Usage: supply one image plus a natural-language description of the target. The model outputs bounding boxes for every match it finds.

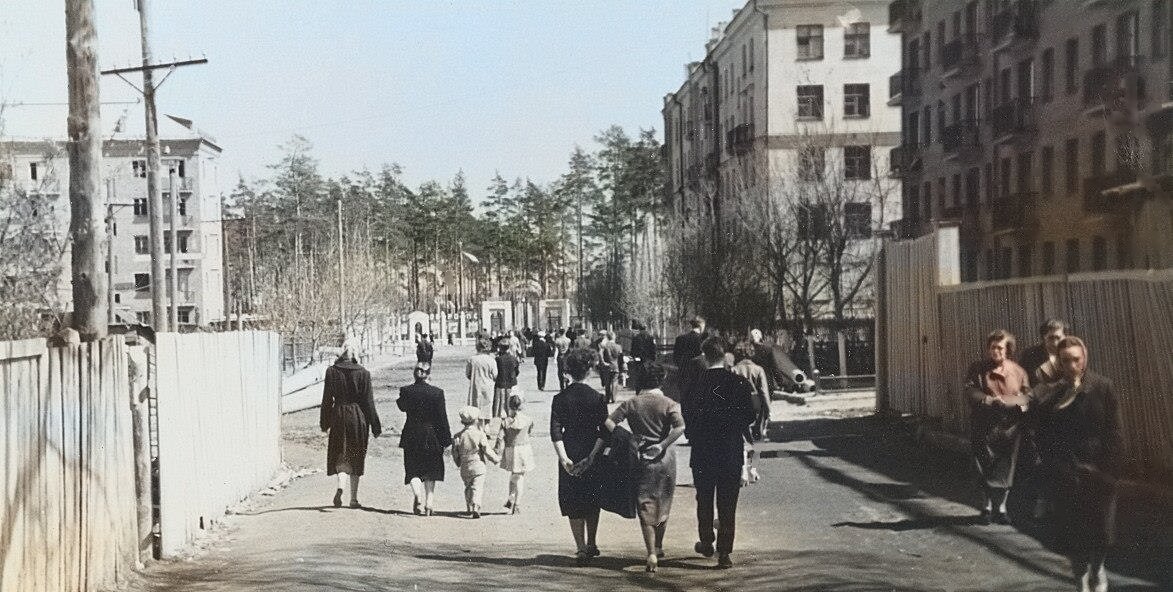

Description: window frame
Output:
[843,83,871,118]
[796,25,825,60]
[844,22,871,59]
[844,145,872,180]
[796,85,825,120]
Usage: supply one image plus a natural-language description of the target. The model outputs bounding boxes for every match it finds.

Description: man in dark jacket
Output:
[684,336,755,569]
[629,322,657,394]
[415,334,434,364]
[494,338,520,418]
[532,331,554,391]
[1017,319,1067,387]
[672,316,706,368]
[598,331,624,403]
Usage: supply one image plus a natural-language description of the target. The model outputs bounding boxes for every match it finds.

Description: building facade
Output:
[2,130,226,328]
[662,0,903,324]
[891,0,1173,279]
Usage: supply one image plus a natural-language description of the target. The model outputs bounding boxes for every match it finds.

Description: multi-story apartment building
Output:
[663,0,902,322]
[891,0,1172,279]
[2,123,226,328]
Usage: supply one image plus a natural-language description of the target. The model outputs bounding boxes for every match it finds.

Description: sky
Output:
[0,1,746,201]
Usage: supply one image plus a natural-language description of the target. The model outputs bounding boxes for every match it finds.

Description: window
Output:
[1042,241,1056,275]
[1000,248,1013,280]
[1154,1,1168,58]
[1018,245,1033,277]
[937,20,947,63]
[844,23,870,58]
[984,248,995,280]
[742,44,747,77]
[797,85,824,119]
[797,203,829,240]
[134,235,148,255]
[177,307,192,325]
[797,25,824,60]
[1065,138,1080,193]
[965,167,980,206]
[1117,236,1132,268]
[1016,151,1033,193]
[1091,131,1106,175]
[1065,238,1081,273]
[113,293,120,304]
[936,101,946,140]
[962,249,978,282]
[134,273,150,292]
[999,157,1012,198]
[908,111,920,145]
[1041,48,1054,102]
[923,31,932,70]
[845,202,872,239]
[1116,11,1139,61]
[133,198,148,216]
[922,181,933,218]
[964,83,979,120]
[136,311,151,324]
[844,84,870,118]
[749,38,755,71]
[1064,38,1079,95]
[937,177,946,211]
[178,198,188,216]
[983,162,993,203]
[1091,236,1108,270]
[844,145,872,180]
[132,159,147,178]
[170,159,186,178]
[1092,24,1107,66]
[908,184,921,220]
[923,106,933,144]
[29,162,38,181]
[1041,146,1055,197]
[798,147,825,181]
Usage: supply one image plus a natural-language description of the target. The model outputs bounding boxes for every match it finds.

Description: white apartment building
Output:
[891,0,1172,278]
[663,0,902,321]
[2,119,226,328]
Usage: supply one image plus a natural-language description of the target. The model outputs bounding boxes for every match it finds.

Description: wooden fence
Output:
[880,227,1173,481]
[0,338,138,592]
[153,331,282,557]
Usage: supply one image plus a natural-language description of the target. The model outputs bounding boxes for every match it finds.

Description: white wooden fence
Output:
[0,338,138,592]
[880,228,1173,480]
[153,331,282,557]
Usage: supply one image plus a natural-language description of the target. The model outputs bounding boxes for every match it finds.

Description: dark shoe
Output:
[655,549,665,559]
[694,541,715,557]
[978,510,992,525]
[991,510,1010,525]
[349,500,361,509]
[504,499,513,509]
[575,551,591,566]
[471,510,481,519]
[717,554,733,569]
[332,489,343,508]
[424,506,433,516]
[413,499,422,515]
[586,544,600,557]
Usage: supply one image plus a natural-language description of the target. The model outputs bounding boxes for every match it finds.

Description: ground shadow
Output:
[832,515,984,531]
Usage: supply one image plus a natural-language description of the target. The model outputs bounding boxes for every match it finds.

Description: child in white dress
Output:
[452,406,499,518]
[498,394,535,514]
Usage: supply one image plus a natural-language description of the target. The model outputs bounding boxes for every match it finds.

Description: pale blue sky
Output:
[1,1,744,199]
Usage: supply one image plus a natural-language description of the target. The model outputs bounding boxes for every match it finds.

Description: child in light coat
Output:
[452,406,499,518]
[497,393,535,514]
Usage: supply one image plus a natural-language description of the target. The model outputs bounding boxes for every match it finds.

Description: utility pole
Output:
[105,179,115,326]
[99,0,206,332]
[168,164,179,330]
[337,198,345,339]
[66,0,107,340]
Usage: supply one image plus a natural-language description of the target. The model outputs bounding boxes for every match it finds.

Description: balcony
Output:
[990,192,1037,233]
[1083,57,1147,116]
[888,0,921,34]
[888,144,920,178]
[942,36,981,77]
[163,175,194,193]
[990,0,1039,48]
[1083,168,1140,214]
[943,120,982,159]
[725,123,755,155]
[990,97,1037,142]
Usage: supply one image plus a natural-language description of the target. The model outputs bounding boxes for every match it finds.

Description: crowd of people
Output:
[319,315,1123,589]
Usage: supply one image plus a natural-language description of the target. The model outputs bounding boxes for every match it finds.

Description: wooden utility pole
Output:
[337,199,345,339]
[66,0,107,340]
[168,164,179,330]
[105,179,115,326]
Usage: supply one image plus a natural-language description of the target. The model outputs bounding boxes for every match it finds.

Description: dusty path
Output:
[126,348,1168,591]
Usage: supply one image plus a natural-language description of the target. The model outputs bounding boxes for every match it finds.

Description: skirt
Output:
[500,444,535,474]
[558,463,601,518]
[635,447,677,526]
[402,448,445,485]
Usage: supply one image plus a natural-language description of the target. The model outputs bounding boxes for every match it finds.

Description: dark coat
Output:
[1030,371,1124,553]
[683,367,755,470]
[1018,343,1061,387]
[416,339,434,363]
[550,382,608,518]
[397,381,452,452]
[320,360,381,476]
[673,330,704,368]
[631,332,657,362]
[496,353,520,388]
[597,426,638,520]
[532,338,553,362]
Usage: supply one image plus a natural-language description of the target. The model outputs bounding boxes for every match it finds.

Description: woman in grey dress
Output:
[604,364,686,573]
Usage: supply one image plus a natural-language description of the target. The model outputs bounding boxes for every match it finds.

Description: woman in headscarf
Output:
[320,346,381,508]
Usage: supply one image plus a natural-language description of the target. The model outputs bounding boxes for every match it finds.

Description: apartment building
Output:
[891,0,1173,279]
[2,122,226,328]
[663,0,902,320]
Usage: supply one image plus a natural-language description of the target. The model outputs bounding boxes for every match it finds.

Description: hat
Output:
[537,330,547,337]
[458,406,481,425]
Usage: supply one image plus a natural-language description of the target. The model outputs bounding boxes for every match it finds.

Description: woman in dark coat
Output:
[1031,336,1123,592]
[604,364,685,573]
[320,348,381,508]
[550,347,609,565]
[398,362,452,515]
[963,329,1030,525]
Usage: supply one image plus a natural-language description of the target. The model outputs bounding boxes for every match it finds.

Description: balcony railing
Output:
[943,120,982,155]
[942,36,980,72]
[1083,168,1139,213]
[1083,56,1147,109]
[990,192,1037,232]
[990,97,1037,140]
[991,0,1039,43]
[163,176,194,192]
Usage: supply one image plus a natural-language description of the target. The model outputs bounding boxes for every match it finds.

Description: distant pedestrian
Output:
[398,362,452,516]
[509,330,524,360]
[532,330,553,391]
[603,364,685,573]
[466,338,498,422]
[730,341,771,442]
[572,328,591,351]
[452,406,499,519]
[498,393,536,514]
[320,347,381,509]
[683,337,755,569]
[599,331,624,404]
[964,329,1030,525]
[629,323,657,394]
[494,338,520,418]
[1030,336,1122,592]
[554,329,573,390]
[415,334,434,364]
[1018,319,1067,388]
[550,347,609,565]
[672,316,706,369]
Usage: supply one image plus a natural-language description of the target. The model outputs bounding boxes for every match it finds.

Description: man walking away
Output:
[533,330,553,391]
[672,316,705,369]
[599,331,624,404]
[554,329,573,390]
[416,333,434,364]
[684,337,755,569]
[630,322,657,394]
